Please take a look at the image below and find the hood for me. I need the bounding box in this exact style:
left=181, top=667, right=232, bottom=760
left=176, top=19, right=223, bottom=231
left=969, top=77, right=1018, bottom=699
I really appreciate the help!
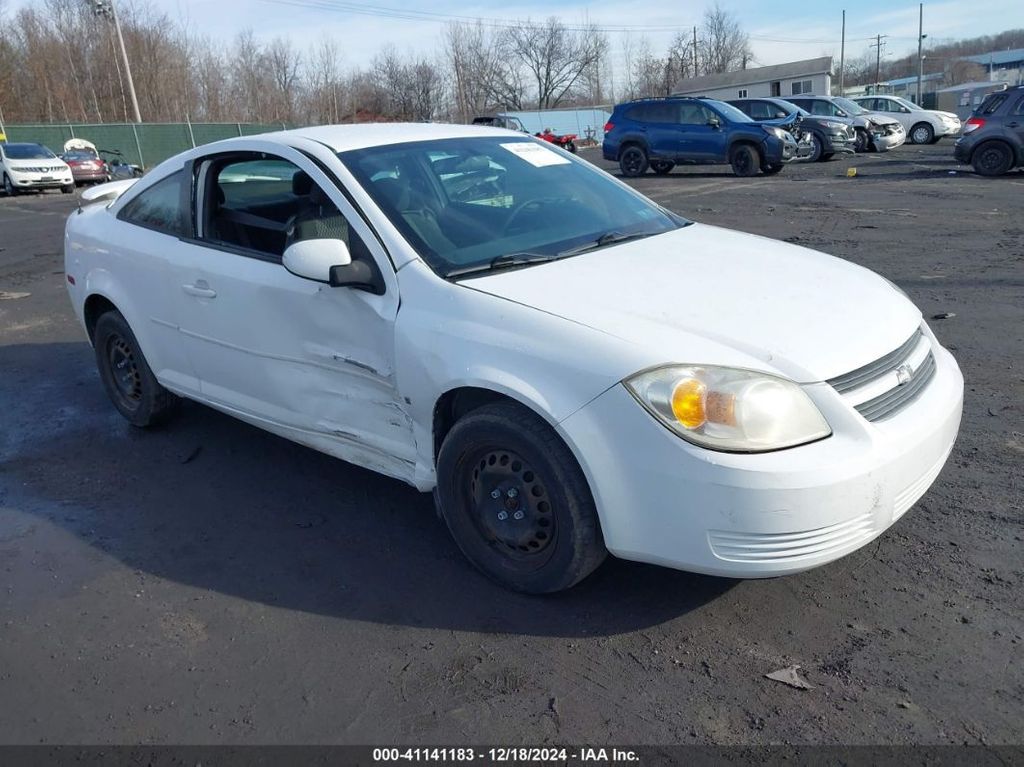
left=7, top=158, right=67, bottom=170
left=460, top=224, right=921, bottom=383
left=857, top=112, right=901, bottom=127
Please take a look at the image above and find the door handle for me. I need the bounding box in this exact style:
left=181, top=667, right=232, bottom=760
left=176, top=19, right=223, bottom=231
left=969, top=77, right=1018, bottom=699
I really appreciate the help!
left=1008, top=122, right=1020, bottom=128
left=182, top=281, right=217, bottom=299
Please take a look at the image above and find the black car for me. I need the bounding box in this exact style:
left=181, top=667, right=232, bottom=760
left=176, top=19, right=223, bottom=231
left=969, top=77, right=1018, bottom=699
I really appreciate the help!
left=603, top=96, right=800, bottom=177
left=729, top=97, right=856, bottom=162
left=954, top=86, right=1024, bottom=176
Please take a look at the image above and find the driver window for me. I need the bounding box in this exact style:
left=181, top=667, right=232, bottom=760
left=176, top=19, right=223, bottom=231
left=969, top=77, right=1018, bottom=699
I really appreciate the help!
left=678, top=103, right=706, bottom=124
left=202, top=155, right=366, bottom=262
left=748, top=101, right=773, bottom=120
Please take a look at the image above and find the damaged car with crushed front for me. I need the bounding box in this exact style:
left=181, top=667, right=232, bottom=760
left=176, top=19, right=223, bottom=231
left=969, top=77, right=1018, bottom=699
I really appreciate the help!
left=64, top=124, right=964, bottom=593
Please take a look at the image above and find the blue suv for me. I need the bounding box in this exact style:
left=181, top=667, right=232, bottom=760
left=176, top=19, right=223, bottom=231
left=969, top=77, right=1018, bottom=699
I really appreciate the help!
left=603, top=96, right=800, bottom=177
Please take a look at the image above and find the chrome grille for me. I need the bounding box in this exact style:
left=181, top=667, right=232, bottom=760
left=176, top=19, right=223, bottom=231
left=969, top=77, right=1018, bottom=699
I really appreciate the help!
left=827, top=328, right=935, bottom=422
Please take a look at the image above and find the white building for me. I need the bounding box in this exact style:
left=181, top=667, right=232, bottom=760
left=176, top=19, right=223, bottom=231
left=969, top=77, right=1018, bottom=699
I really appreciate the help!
left=673, top=57, right=833, bottom=101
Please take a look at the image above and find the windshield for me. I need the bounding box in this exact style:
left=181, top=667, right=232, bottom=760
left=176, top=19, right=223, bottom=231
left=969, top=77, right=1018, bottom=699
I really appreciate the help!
left=340, top=137, right=687, bottom=278
left=892, top=96, right=920, bottom=110
left=708, top=100, right=753, bottom=123
left=833, top=97, right=868, bottom=116
left=4, top=143, right=56, bottom=160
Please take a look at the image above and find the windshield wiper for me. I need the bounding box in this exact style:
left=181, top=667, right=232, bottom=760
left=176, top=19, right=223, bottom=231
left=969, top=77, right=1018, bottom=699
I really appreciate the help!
left=445, top=252, right=559, bottom=279
left=558, top=231, right=654, bottom=258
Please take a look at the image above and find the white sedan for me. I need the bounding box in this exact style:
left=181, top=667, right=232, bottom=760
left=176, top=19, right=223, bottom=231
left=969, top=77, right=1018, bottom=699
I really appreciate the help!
left=1, top=142, right=75, bottom=194
left=853, top=95, right=962, bottom=144
left=64, top=124, right=963, bottom=593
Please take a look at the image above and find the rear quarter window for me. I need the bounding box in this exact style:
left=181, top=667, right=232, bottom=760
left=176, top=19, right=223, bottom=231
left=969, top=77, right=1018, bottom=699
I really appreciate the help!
left=117, top=171, right=187, bottom=237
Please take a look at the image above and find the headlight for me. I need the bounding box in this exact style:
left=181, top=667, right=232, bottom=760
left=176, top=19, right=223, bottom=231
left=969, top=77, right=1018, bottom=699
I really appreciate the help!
left=822, top=121, right=844, bottom=130
left=766, top=126, right=789, bottom=141
left=624, top=365, right=831, bottom=453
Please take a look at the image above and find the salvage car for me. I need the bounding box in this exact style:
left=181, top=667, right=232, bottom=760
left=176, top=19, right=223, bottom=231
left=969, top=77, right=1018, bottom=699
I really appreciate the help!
left=729, top=97, right=855, bottom=162
left=604, top=96, right=800, bottom=176
left=65, top=124, right=964, bottom=593
left=953, top=85, right=1024, bottom=176
left=789, top=95, right=906, bottom=153
left=1, top=142, right=75, bottom=194
left=853, top=95, right=961, bottom=144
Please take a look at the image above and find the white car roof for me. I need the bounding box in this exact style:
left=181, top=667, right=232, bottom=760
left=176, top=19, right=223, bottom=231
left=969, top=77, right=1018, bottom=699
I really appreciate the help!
left=262, top=122, right=527, bottom=153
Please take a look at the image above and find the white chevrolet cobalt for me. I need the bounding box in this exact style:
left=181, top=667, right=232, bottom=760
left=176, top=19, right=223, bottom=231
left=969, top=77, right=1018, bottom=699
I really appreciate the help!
left=64, top=124, right=963, bottom=593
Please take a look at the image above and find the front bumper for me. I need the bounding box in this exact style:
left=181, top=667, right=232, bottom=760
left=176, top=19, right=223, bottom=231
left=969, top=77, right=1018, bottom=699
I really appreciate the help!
left=7, top=171, right=74, bottom=189
left=764, top=135, right=800, bottom=164
left=824, top=131, right=857, bottom=155
left=558, top=340, right=963, bottom=577
left=871, top=125, right=906, bottom=151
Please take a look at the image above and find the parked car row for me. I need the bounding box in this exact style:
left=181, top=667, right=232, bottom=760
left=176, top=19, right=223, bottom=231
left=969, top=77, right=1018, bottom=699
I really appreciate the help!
left=601, top=93, right=917, bottom=178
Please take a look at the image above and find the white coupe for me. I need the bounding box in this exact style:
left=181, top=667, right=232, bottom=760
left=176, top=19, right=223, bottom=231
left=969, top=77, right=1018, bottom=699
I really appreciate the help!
left=64, top=124, right=963, bottom=593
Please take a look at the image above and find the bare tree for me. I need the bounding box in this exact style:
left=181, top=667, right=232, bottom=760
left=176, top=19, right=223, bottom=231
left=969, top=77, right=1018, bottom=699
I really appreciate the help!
left=507, top=17, right=607, bottom=109
left=699, top=3, right=752, bottom=75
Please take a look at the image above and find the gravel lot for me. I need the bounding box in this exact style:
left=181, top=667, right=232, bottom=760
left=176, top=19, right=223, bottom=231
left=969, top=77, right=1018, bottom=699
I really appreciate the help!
left=1, top=142, right=1021, bottom=746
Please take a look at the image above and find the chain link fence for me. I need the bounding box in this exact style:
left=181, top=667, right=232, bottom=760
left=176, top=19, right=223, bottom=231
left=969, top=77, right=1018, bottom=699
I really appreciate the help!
left=0, top=122, right=291, bottom=170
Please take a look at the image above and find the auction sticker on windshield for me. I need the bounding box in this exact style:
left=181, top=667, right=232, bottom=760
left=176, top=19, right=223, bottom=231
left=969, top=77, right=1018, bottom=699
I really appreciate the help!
left=500, top=142, right=571, bottom=167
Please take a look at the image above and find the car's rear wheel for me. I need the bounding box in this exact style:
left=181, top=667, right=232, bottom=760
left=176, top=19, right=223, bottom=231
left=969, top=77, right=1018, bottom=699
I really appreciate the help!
left=619, top=145, right=649, bottom=177
left=564, top=141, right=577, bottom=154
left=435, top=401, right=607, bottom=593
left=93, top=311, right=179, bottom=427
left=730, top=144, right=760, bottom=177
left=650, top=160, right=675, bottom=175
left=3, top=174, right=16, bottom=196
left=910, top=122, right=934, bottom=145
left=972, top=141, right=1014, bottom=177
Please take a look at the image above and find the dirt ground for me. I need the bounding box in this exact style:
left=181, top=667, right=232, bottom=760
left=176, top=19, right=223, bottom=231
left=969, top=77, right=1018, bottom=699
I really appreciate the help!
left=1, top=142, right=1021, bottom=746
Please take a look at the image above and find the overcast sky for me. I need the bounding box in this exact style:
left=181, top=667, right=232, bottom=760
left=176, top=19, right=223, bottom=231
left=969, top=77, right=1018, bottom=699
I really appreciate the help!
left=18, top=0, right=1024, bottom=88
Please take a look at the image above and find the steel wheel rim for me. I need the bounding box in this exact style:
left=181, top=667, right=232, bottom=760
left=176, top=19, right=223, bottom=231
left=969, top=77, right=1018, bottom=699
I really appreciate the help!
left=810, top=135, right=822, bottom=161
left=978, top=147, right=1005, bottom=172
left=467, top=448, right=556, bottom=561
left=623, top=149, right=643, bottom=174
left=107, top=334, right=142, bottom=409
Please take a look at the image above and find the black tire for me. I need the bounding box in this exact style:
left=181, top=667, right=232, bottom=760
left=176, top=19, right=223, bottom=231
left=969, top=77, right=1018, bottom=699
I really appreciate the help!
left=3, top=173, right=17, bottom=196
left=730, top=143, right=760, bottom=177
left=761, top=163, right=784, bottom=175
left=909, top=122, right=934, bottom=145
left=61, top=184, right=74, bottom=194
left=650, top=160, right=675, bottom=175
left=821, top=152, right=835, bottom=161
left=853, top=128, right=870, bottom=153
left=93, top=310, right=179, bottom=427
left=806, top=133, right=824, bottom=162
left=564, top=141, right=577, bottom=154
left=619, top=145, right=649, bottom=177
left=435, top=401, right=607, bottom=593
left=971, top=141, right=1014, bottom=177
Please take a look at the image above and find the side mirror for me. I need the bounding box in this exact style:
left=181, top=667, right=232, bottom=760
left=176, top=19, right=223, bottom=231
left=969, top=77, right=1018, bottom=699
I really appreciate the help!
left=282, top=238, right=384, bottom=294
left=283, top=238, right=351, bottom=283
left=707, top=116, right=721, bottom=128
left=775, top=111, right=787, bottom=118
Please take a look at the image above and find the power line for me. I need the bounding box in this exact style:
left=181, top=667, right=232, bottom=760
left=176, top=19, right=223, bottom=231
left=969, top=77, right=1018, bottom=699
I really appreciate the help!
left=257, top=0, right=883, bottom=43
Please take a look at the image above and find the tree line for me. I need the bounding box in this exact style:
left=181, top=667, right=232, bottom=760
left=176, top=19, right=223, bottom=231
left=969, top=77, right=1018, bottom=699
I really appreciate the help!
left=0, top=0, right=753, bottom=125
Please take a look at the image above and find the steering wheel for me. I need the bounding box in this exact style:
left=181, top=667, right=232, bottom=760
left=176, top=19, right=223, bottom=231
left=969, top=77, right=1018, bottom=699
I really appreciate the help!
left=503, top=197, right=565, bottom=236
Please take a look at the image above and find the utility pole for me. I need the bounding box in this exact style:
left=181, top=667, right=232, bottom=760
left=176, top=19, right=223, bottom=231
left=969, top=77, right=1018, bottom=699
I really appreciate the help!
left=870, top=34, right=888, bottom=91
left=92, top=0, right=141, bottom=122
left=839, top=10, right=846, bottom=96
left=692, top=26, right=698, bottom=76
left=916, top=4, right=926, bottom=104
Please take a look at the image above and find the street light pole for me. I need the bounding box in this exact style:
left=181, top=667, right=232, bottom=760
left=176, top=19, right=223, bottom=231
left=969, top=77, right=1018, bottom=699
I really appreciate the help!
left=92, top=0, right=141, bottom=123
left=916, top=3, right=925, bottom=105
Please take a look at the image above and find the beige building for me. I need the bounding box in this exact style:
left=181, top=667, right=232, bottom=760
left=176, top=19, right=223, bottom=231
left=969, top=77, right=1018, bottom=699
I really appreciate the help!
left=673, top=57, right=833, bottom=101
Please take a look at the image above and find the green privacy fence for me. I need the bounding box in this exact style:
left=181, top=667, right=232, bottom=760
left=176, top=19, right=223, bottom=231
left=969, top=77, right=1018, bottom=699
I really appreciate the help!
left=0, top=122, right=292, bottom=170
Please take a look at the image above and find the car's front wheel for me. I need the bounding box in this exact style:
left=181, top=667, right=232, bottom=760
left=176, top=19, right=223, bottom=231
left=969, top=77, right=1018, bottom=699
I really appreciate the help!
left=2, top=174, right=16, bottom=196
left=61, top=184, right=74, bottom=194
left=93, top=310, right=179, bottom=427
left=435, top=401, right=607, bottom=593
left=619, top=145, right=649, bottom=177
left=806, top=133, right=824, bottom=162
left=971, top=141, right=1014, bottom=177
left=730, top=144, right=760, bottom=177
left=761, top=163, right=784, bottom=175
left=853, top=129, right=870, bottom=153
left=910, top=122, right=934, bottom=145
